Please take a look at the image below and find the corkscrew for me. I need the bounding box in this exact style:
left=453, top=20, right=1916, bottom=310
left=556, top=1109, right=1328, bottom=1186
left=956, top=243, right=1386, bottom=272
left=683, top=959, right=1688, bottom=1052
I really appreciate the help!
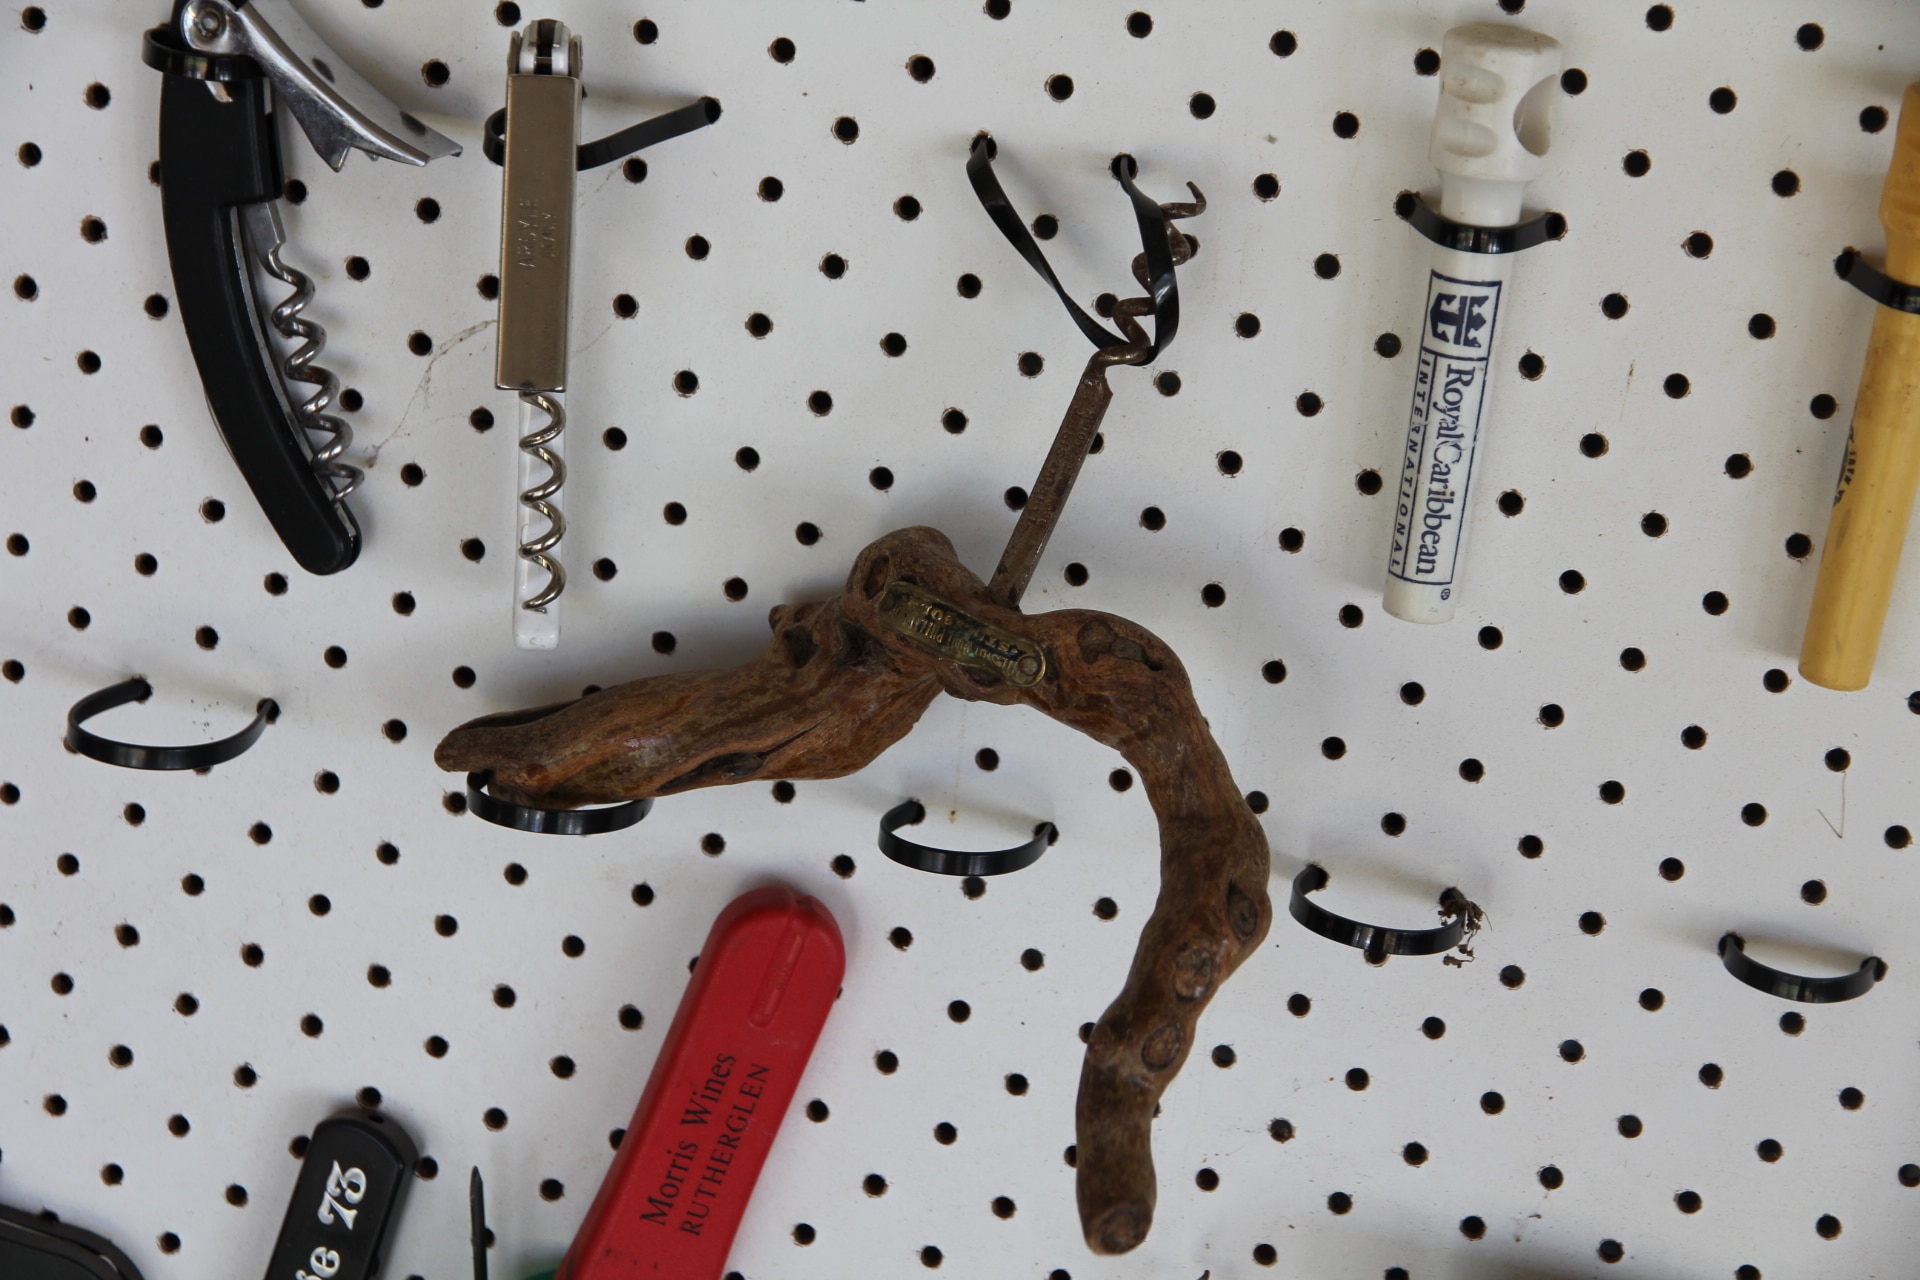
left=142, top=0, right=460, bottom=575
left=488, top=18, right=718, bottom=648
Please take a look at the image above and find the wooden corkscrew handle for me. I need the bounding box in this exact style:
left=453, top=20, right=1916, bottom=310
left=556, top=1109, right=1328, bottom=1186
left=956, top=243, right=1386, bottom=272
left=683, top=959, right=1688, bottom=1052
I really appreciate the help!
left=435, top=525, right=1271, bottom=1255
left=1799, top=82, right=1920, bottom=690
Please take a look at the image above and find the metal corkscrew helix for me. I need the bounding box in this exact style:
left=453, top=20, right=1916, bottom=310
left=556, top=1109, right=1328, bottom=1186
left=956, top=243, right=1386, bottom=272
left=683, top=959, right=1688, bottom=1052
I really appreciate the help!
left=243, top=201, right=360, bottom=499
left=515, top=389, right=567, bottom=610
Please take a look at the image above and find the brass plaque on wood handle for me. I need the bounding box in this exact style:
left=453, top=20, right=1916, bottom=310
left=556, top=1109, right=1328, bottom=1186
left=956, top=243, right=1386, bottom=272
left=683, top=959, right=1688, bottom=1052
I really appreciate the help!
left=876, top=581, right=1045, bottom=687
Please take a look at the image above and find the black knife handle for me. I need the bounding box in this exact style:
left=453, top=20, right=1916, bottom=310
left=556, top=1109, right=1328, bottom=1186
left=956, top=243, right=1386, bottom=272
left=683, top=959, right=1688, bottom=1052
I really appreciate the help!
left=155, top=68, right=361, bottom=575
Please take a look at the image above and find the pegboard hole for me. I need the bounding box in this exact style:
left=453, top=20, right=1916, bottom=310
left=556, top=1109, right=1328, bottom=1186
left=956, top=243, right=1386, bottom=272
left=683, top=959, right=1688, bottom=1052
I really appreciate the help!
left=1699, top=1062, right=1725, bottom=1088
left=1353, top=468, right=1382, bottom=495
left=1773, top=169, right=1801, bottom=197
left=769, top=37, right=796, bottom=62
left=1623, top=150, right=1651, bottom=178
left=1658, top=856, right=1687, bottom=882
left=1313, top=253, right=1341, bottom=279
left=1382, top=812, right=1408, bottom=836
left=1600, top=780, right=1625, bottom=804
left=1601, top=292, right=1630, bottom=319
left=1764, top=667, right=1791, bottom=692
left=1375, top=332, right=1403, bottom=357
left=1816, top=1215, right=1841, bottom=1239
left=77, top=350, right=101, bottom=374
left=1800, top=879, right=1827, bottom=904
left=1500, top=964, right=1526, bottom=989
left=1560, top=1039, right=1586, bottom=1063
left=1191, top=93, right=1217, bottom=120
left=1824, top=746, right=1851, bottom=772
left=1885, top=824, right=1911, bottom=849
left=833, top=116, right=860, bottom=143
left=1519, top=351, right=1545, bottom=380
left=1460, top=758, right=1485, bottom=783
left=1345, top=1067, right=1369, bottom=1091
left=1460, top=1216, right=1487, bottom=1240
left=1580, top=433, right=1609, bottom=458
left=1862, top=105, right=1890, bottom=132
left=1795, top=21, right=1825, bottom=49
left=1279, top=527, right=1305, bottom=552
left=1709, top=86, right=1737, bottom=114
left=1046, top=74, right=1074, bottom=101
left=1332, top=111, right=1359, bottom=138
left=1619, top=647, right=1646, bottom=672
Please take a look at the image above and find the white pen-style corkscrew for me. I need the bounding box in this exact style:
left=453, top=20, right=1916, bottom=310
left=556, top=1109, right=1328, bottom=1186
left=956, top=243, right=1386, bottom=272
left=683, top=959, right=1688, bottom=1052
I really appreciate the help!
left=1383, top=24, right=1563, bottom=625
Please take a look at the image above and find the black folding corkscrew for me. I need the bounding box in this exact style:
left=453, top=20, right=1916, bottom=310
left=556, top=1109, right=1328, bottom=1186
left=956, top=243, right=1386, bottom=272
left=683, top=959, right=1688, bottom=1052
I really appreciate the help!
left=142, top=0, right=460, bottom=574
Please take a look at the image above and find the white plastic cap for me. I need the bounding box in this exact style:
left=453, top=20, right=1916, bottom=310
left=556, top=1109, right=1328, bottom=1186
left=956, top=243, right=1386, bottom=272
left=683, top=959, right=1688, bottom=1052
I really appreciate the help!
left=1429, top=24, right=1564, bottom=185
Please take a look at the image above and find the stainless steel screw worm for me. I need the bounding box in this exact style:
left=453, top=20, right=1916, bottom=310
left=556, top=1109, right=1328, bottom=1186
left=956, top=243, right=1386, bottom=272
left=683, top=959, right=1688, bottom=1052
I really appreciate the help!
left=517, top=389, right=567, bottom=611
left=255, top=240, right=362, bottom=499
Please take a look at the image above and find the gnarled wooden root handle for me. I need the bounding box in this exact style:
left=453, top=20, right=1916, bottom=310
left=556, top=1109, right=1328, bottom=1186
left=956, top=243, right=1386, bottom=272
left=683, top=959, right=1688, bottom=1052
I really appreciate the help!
left=435, top=526, right=1271, bottom=1254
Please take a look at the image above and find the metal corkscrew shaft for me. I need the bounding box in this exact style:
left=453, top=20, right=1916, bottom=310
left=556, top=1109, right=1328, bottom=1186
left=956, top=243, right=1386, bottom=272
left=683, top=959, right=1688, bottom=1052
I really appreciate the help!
left=987, top=187, right=1203, bottom=610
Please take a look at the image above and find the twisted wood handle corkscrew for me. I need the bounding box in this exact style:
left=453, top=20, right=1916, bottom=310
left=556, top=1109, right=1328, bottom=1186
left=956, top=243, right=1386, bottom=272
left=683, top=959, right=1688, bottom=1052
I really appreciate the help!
left=435, top=526, right=1269, bottom=1254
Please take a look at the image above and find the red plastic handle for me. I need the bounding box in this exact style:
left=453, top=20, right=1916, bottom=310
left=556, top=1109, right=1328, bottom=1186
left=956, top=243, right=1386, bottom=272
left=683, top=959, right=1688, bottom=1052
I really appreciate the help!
left=558, top=885, right=844, bottom=1279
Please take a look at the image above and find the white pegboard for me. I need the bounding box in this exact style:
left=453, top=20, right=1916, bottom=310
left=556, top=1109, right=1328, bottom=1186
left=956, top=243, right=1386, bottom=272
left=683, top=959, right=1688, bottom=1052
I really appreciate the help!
left=4, top=2, right=1920, bottom=1278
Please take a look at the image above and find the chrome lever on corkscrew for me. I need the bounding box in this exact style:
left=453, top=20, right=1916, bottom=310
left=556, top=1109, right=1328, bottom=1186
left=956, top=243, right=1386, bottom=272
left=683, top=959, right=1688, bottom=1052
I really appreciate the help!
left=142, top=0, right=460, bottom=576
